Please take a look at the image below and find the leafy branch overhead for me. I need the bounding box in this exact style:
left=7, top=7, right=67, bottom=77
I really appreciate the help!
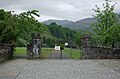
left=0, top=9, right=47, bottom=44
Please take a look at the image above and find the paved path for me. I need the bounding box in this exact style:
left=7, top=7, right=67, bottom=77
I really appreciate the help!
left=0, top=59, right=28, bottom=79
left=0, top=59, right=120, bottom=79
left=47, top=50, right=71, bottom=59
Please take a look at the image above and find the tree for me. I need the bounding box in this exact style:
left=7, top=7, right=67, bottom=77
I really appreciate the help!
left=0, top=9, right=19, bottom=43
left=93, top=0, right=119, bottom=47
left=0, top=9, right=50, bottom=47
left=17, top=10, right=50, bottom=46
left=47, top=22, right=76, bottom=44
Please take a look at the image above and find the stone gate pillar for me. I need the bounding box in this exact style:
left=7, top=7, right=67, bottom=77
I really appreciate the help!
left=81, top=34, right=91, bottom=59
left=27, top=33, right=42, bottom=59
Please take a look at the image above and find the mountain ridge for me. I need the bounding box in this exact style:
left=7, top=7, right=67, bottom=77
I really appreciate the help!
left=42, top=18, right=96, bottom=30
left=42, top=19, right=73, bottom=26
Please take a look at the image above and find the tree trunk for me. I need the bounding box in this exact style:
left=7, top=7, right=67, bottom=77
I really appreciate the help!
left=112, top=40, right=115, bottom=48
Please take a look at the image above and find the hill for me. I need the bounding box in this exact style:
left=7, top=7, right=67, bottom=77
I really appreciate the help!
left=42, top=19, right=73, bottom=25
left=42, top=18, right=96, bottom=30
left=63, top=18, right=96, bottom=30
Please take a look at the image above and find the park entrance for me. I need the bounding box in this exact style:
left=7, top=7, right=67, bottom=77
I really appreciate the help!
left=14, top=33, right=82, bottom=59
left=46, top=48, right=81, bottom=59
left=27, top=44, right=81, bottom=59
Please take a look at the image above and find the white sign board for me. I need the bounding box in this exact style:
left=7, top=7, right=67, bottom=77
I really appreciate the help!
left=55, top=46, right=60, bottom=50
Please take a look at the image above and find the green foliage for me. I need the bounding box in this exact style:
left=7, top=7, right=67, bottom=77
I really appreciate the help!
left=0, top=9, right=83, bottom=48
left=17, top=10, right=48, bottom=45
left=92, top=0, right=120, bottom=47
left=47, top=22, right=76, bottom=45
left=41, top=22, right=84, bottom=48
left=75, top=30, right=83, bottom=47
left=0, top=9, right=19, bottom=43
left=0, top=9, right=49, bottom=46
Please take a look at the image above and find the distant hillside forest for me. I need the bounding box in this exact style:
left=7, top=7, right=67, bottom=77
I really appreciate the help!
left=45, top=22, right=83, bottom=47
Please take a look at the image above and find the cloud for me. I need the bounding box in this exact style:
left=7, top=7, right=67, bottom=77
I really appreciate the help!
left=0, top=0, right=120, bottom=21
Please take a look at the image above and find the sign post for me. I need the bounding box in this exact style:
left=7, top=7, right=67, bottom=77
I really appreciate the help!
left=60, top=44, right=64, bottom=59
left=60, top=50, right=62, bottom=59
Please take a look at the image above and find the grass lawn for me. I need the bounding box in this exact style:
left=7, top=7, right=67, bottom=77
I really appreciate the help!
left=15, top=47, right=27, bottom=55
left=63, top=48, right=82, bottom=59
left=15, top=47, right=54, bottom=58
left=15, top=47, right=82, bottom=59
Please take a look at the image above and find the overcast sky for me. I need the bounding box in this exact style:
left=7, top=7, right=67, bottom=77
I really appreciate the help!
left=0, top=0, right=120, bottom=22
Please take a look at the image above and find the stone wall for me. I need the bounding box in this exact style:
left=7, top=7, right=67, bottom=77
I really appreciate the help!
left=82, top=46, right=120, bottom=59
left=0, top=43, right=14, bottom=63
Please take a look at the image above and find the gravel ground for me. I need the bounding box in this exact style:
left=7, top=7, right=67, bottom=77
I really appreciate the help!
left=0, top=59, right=28, bottom=79
left=0, top=59, right=120, bottom=79
left=16, top=59, right=120, bottom=79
